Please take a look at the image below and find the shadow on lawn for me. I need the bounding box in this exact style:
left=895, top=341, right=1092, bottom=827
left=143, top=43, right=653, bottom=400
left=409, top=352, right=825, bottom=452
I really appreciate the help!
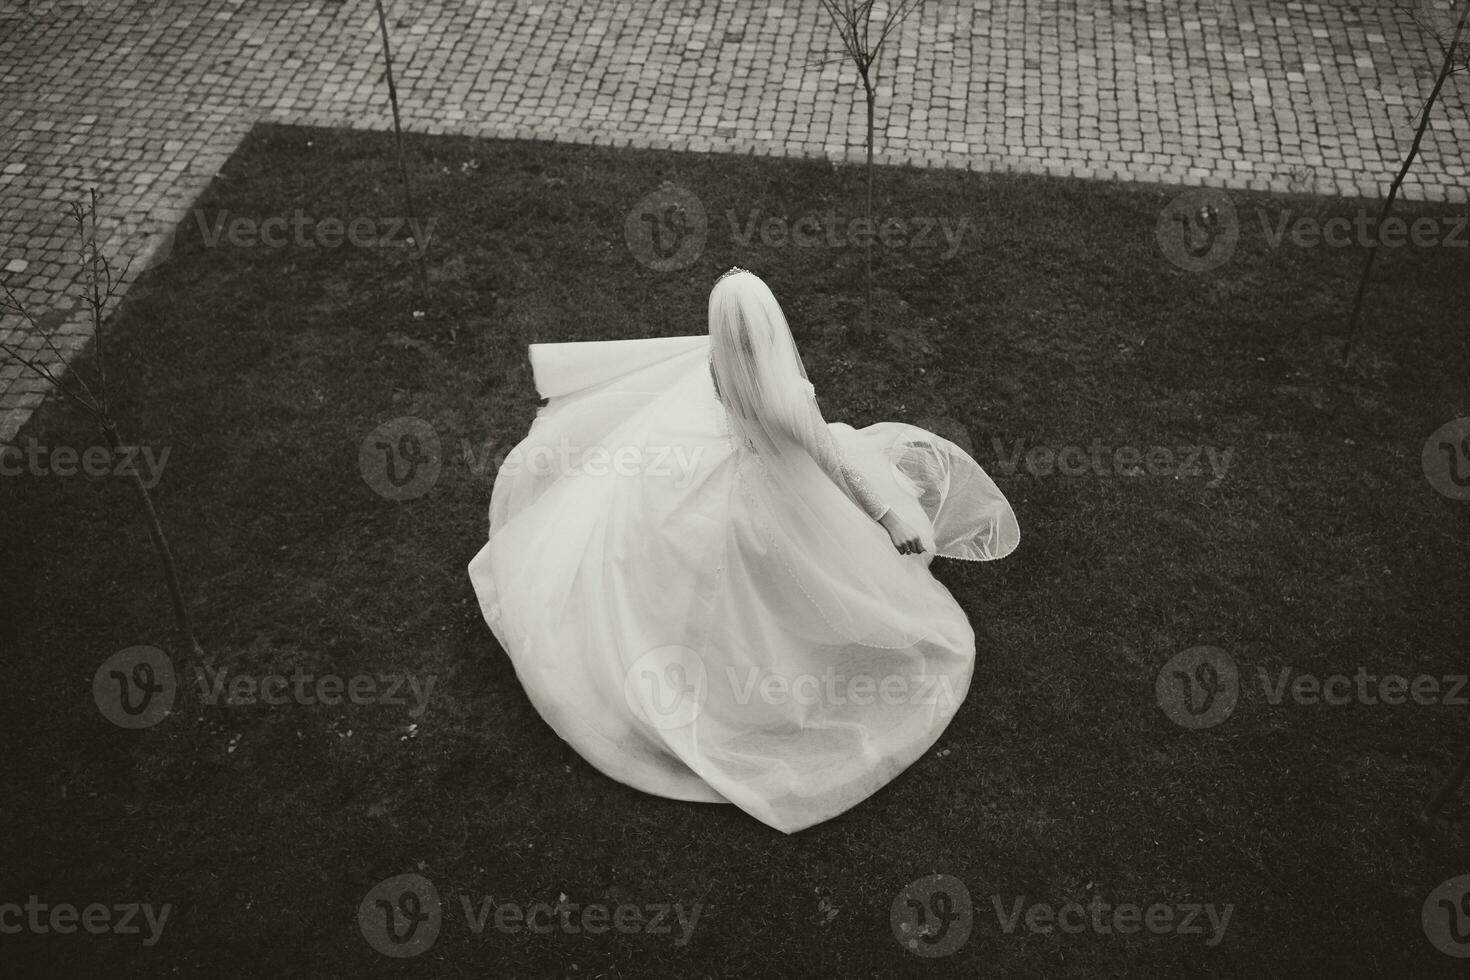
left=1, top=123, right=1469, bottom=977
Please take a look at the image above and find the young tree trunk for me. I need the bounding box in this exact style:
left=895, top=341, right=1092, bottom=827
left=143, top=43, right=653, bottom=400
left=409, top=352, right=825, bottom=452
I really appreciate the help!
left=374, top=0, right=431, bottom=307
left=104, top=421, right=203, bottom=662
left=1342, top=4, right=1468, bottom=365
left=864, top=84, right=876, bottom=343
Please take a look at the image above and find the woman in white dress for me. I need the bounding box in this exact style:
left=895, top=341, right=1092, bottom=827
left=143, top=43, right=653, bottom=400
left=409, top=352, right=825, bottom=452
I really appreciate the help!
left=468, top=268, right=1019, bottom=833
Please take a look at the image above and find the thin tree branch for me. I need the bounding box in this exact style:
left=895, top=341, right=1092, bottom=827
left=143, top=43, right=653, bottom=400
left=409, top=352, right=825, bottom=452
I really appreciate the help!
left=0, top=340, right=103, bottom=419
left=374, top=0, right=431, bottom=306
left=1342, top=0, right=1468, bottom=363
left=0, top=280, right=105, bottom=411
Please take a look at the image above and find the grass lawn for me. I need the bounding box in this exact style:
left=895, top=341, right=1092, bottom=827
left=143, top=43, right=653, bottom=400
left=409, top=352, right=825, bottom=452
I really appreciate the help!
left=3, top=122, right=1469, bottom=978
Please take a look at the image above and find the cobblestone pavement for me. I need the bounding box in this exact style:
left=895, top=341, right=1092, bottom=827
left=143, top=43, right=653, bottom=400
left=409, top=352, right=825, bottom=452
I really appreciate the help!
left=2, top=0, right=1468, bottom=443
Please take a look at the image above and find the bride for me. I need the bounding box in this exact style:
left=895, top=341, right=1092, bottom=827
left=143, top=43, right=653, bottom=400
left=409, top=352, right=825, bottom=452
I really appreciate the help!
left=467, top=268, right=1019, bottom=833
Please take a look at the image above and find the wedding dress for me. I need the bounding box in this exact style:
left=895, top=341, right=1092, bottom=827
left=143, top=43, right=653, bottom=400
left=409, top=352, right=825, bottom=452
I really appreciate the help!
left=467, top=270, right=1019, bottom=833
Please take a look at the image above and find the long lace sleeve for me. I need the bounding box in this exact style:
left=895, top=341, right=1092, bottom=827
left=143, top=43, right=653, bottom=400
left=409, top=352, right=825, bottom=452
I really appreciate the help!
left=798, top=380, right=890, bottom=522
left=833, top=453, right=891, bottom=521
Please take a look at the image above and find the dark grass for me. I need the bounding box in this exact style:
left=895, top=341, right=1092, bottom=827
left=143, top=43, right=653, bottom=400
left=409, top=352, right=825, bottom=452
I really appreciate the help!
left=2, top=122, right=1470, bottom=978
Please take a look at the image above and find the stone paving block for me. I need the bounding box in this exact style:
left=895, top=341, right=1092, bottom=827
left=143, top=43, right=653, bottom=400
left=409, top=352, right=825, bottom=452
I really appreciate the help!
left=0, top=0, right=1466, bottom=441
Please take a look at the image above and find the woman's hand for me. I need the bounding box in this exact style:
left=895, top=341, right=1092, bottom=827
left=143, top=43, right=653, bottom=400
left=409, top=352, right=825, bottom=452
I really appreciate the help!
left=879, top=510, right=925, bottom=555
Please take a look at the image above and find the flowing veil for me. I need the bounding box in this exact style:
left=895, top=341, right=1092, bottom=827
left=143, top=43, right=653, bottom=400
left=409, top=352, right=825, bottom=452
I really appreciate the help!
left=707, top=270, right=1002, bottom=652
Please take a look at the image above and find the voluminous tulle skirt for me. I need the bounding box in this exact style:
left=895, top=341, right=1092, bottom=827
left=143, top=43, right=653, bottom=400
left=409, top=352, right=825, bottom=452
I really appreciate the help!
left=468, top=335, right=1017, bottom=832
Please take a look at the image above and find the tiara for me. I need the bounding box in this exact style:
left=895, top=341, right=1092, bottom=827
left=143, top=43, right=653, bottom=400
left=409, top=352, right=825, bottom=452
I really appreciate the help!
left=717, top=266, right=748, bottom=283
